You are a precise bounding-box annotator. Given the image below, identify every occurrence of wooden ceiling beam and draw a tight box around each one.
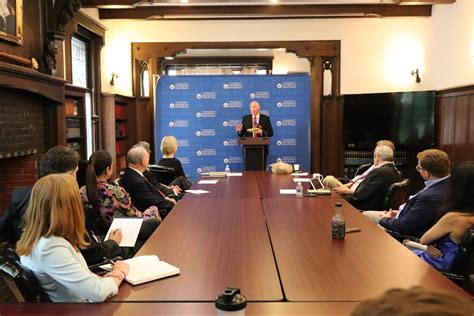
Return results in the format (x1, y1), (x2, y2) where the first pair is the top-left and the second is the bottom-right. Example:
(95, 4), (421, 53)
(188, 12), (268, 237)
(98, 5), (432, 19)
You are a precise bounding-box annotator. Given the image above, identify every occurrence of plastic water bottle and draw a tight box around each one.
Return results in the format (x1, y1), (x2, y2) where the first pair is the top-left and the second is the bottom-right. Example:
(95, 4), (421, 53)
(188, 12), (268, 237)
(296, 182), (303, 198)
(225, 165), (230, 175)
(331, 203), (346, 240)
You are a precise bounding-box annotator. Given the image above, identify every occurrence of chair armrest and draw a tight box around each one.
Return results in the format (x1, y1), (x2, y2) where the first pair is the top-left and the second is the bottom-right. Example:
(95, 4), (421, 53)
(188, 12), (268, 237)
(385, 229), (420, 243)
(441, 271), (465, 284)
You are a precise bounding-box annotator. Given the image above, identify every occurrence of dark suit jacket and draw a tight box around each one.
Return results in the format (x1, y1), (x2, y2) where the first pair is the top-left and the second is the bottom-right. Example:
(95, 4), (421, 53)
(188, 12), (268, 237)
(379, 178), (450, 237)
(0, 186), (32, 244)
(237, 113), (273, 138)
(237, 113), (273, 157)
(348, 163), (402, 211)
(120, 167), (174, 214)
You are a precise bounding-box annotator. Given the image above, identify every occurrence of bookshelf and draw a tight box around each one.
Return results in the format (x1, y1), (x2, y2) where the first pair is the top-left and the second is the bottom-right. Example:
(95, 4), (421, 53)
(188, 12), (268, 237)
(101, 93), (136, 178)
(58, 85), (89, 159)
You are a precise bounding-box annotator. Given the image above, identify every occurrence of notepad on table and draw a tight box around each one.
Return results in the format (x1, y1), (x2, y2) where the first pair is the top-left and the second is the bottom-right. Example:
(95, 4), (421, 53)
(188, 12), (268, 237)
(100, 255), (180, 285)
(198, 179), (219, 184)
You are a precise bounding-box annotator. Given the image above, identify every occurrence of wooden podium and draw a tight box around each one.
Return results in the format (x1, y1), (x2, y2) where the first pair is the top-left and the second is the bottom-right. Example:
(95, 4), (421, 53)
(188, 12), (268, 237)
(238, 137), (270, 171)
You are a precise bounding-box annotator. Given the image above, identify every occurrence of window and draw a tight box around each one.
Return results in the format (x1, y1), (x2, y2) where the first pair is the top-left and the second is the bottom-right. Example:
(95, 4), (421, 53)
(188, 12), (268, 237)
(71, 36), (88, 88)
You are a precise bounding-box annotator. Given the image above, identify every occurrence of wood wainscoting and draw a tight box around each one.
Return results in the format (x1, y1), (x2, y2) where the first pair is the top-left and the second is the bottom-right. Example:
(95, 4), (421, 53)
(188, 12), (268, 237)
(436, 85), (474, 163)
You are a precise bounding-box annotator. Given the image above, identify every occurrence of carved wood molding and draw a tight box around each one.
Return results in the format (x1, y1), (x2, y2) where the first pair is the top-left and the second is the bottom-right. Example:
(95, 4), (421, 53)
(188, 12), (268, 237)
(0, 62), (66, 104)
(42, 0), (83, 74)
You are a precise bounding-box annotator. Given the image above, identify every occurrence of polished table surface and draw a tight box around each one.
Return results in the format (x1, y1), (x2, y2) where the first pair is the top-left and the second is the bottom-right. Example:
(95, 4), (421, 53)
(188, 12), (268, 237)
(0, 302), (360, 316)
(255, 171), (314, 198)
(111, 198), (282, 302)
(184, 172), (261, 199)
(263, 197), (472, 301)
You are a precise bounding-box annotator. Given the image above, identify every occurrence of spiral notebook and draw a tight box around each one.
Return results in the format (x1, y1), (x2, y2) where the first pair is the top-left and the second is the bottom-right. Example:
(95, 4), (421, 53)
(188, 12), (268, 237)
(100, 255), (180, 285)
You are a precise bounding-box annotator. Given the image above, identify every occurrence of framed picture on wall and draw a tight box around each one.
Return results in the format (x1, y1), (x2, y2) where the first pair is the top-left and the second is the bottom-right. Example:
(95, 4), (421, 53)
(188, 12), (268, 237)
(0, 0), (22, 45)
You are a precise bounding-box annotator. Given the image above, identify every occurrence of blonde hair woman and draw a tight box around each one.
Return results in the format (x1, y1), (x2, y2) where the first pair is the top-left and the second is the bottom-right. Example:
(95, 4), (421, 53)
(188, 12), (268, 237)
(159, 136), (186, 178)
(17, 174), (129, 302)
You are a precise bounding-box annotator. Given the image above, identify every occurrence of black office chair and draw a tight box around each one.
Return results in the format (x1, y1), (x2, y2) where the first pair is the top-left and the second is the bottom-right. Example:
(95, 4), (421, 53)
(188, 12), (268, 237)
(148, 164), (177, 186)
(355, 163), (372, 176)
(0, 242), (50, 302)
(383, 179), (411, 211)
(441, 229), (474, 291)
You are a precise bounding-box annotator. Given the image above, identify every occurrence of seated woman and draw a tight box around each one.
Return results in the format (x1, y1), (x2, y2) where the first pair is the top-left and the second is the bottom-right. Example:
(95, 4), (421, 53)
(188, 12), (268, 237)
(80, 150), (161, 228)
(17, 174), (129, 302)
(159, 136), (186, 178)
(413, 161), (474, 271)
(158, 136), (192, 190)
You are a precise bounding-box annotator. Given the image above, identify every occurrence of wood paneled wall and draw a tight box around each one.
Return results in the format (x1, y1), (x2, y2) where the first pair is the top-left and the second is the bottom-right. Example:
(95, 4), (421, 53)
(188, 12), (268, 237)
(436, 85), (474, 163)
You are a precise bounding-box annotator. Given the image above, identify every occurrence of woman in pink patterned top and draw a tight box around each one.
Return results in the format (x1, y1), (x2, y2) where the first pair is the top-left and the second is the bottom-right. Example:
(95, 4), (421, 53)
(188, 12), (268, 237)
(80, 150), (161, 228)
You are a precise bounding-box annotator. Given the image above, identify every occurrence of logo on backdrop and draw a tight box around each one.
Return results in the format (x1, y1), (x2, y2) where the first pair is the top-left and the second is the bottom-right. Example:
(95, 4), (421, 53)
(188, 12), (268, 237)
(170, 83), (189, 90)
(177, 139), (190, 147)
(223, 101), (243, 109)
(168, 120), (188, 128)
(169, 101), (189, 109)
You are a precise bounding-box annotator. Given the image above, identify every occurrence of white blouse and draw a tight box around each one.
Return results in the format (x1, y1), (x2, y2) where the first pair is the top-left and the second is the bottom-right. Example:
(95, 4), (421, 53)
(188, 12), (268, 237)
(20, 236), (118, 302)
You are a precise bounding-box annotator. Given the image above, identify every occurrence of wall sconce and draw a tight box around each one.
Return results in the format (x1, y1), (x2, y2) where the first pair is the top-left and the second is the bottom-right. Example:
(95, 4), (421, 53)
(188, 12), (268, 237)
(110, 72), (119, 86)
(323, 60), (332, 96)
(411, 69), (421, 84)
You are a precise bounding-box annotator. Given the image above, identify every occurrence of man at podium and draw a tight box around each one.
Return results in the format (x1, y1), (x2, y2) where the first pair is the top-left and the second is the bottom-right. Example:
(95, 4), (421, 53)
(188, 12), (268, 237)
(235, 101), (273, 168)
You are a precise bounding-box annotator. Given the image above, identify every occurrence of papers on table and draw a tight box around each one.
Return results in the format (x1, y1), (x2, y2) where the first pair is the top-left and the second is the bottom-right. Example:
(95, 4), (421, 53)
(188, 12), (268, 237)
(292, 178), (311, 183)
(185, 189), (210, 195)
(280, 189), (297, 195)
(198, 179), (219, 184)
(227, 172), (243, 177)
(291, 172), (308, 177)
(100, 255), (180, 285)
(105, 218), (143, 247)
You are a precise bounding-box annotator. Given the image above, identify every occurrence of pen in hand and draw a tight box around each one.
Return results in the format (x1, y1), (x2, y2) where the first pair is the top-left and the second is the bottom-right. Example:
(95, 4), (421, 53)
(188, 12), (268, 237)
(102, 257), (116, 266)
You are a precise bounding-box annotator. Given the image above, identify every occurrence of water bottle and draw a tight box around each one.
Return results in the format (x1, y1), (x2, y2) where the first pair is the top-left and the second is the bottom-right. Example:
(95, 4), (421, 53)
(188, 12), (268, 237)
(331, 203), (345, 240)
(296, 182), (303, 198)
(225, 165), (231, 175)
(215, 287), (246, 316)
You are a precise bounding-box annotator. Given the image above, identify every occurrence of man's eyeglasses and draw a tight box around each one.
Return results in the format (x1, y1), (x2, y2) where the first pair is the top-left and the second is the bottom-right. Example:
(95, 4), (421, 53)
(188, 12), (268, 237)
(415, 165), (424, 172)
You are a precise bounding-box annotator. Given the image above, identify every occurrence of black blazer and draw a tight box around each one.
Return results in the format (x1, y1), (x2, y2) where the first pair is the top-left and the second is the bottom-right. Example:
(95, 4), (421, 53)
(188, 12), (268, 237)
(348, 163), (402, 211)
(379, 178), (451, 237)
(120, 167), (174, 213)
(237, 113), (273, 138)
(0, 186), (32, 244)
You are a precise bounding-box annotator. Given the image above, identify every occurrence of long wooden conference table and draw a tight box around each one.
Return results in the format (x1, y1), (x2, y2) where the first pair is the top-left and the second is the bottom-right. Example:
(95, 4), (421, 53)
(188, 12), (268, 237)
(3, 171), (472, 315)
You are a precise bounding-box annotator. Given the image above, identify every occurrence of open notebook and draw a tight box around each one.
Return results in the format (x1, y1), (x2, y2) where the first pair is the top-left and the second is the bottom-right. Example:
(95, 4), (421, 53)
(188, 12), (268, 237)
(100, 255), (180, 285)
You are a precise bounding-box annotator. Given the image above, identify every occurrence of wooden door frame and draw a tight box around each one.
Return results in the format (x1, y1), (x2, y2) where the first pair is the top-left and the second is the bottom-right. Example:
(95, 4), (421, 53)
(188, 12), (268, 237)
(131, 40), (340, 171)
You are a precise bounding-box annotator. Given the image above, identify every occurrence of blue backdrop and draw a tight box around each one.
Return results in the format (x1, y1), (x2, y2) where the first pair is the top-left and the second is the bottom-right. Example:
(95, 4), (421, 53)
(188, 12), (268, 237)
(155, 74), (311, 181)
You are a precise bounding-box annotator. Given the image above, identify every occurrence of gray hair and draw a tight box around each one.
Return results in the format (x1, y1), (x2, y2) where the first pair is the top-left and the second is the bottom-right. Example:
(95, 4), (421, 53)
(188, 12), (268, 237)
(127, 146), (147, 165)
(374, 145), (394, 162)
(134, 141), (151, 154)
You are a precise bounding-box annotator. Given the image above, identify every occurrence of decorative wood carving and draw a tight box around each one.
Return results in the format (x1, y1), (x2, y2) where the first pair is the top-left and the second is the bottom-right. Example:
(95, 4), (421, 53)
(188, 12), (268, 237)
(41, 0), (83, 74)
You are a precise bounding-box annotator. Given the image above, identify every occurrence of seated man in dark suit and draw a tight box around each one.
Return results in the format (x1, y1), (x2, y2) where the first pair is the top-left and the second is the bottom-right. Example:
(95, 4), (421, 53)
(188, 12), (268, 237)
(120, 146), (176, 218)
(363, 149), (451, 238)
(335, 145), (402, 211)
(0, 146), (130, 265)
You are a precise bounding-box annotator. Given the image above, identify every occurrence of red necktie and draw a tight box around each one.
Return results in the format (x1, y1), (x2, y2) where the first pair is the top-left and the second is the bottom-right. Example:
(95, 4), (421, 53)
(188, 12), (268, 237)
(253, 115), (257, 138)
